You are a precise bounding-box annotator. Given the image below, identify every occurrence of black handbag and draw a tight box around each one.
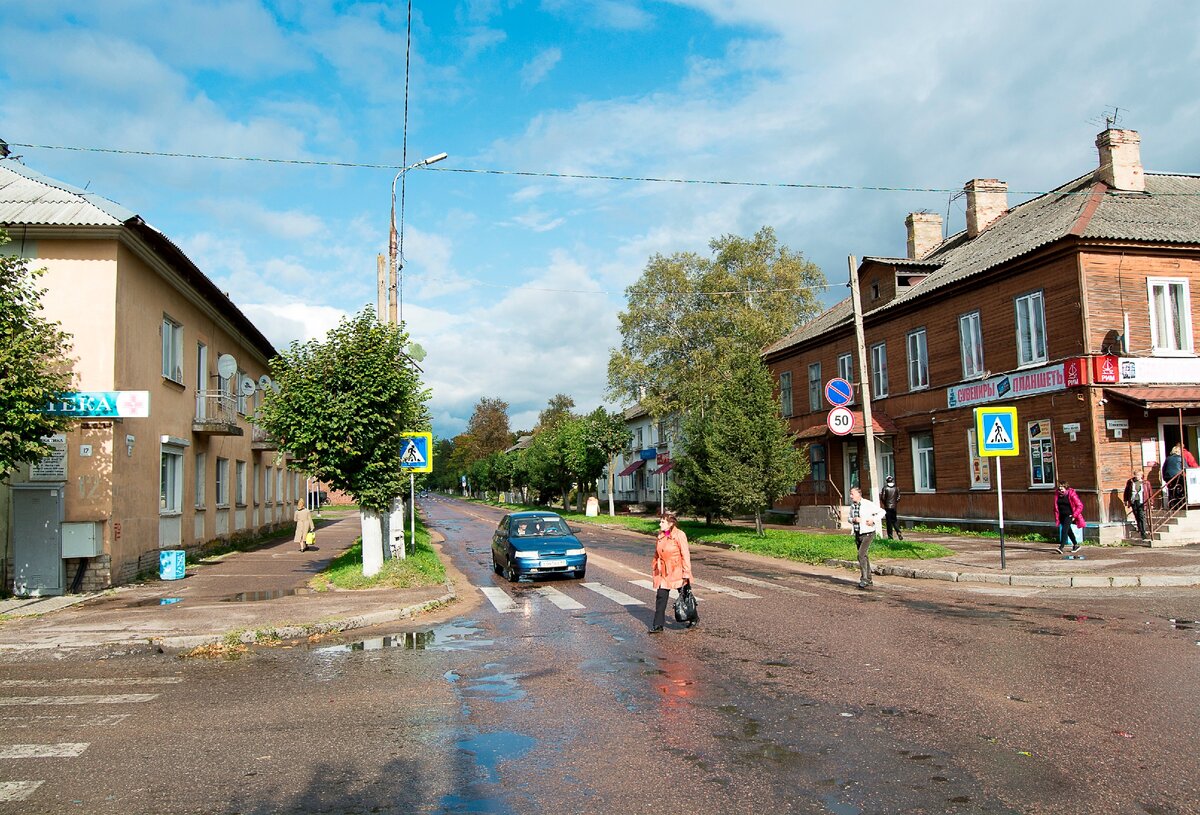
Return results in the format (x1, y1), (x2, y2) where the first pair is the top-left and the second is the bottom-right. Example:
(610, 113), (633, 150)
(673, 583), (698, 623)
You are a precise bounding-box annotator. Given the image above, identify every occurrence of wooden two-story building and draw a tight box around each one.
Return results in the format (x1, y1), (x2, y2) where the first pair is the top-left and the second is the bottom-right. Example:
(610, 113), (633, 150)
(765, 129), (1200, 544)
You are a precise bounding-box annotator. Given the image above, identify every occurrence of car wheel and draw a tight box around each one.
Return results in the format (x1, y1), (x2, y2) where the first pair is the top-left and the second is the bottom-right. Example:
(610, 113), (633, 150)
(491, 554), (501, 575)
(576, 569), (586, 580)
(502, 559), (517, 582)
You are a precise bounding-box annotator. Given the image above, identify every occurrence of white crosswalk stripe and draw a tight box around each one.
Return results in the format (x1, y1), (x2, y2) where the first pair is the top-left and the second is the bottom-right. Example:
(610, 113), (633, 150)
(533, 587), (585, 610)
(0, 677), (183, 688)
(581, 582), (643, 606)
(0, 694), (159, 707)
(0, 781), (43, 802)
(479, 586), (519, 613)
(629, 579), (676, 597)
(688, 578), (760, 599)
(725, 575), (817, 596)
(0, 713), (130, 729)
(0, 743), (88, 759)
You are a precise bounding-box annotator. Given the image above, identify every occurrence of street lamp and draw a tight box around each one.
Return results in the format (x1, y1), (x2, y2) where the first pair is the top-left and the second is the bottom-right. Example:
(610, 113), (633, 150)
(388, 151), (448, 325)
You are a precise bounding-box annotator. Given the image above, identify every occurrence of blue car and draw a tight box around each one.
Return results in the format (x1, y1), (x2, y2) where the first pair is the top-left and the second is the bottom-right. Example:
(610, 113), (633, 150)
(491, 511), (587, 582)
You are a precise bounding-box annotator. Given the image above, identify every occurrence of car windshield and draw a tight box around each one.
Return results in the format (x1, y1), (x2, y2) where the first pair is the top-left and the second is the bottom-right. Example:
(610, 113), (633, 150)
(512, 517), (568, 537)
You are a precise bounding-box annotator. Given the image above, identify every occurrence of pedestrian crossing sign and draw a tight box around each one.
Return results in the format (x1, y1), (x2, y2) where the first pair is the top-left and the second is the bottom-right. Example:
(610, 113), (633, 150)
(399, 431), (433, 472)
(974, 406), (1019, 456)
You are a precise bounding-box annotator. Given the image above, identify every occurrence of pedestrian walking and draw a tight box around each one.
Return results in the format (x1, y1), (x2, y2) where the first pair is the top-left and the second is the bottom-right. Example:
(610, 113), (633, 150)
(1123, 471), (1148, 541)
(649, 512), (694, 633)
(845, 486), (885, 589)
(878, 476), (903, 540)
(1182, 445), (1198, 468)
(1052, 482), (1085, 554)
(1163, 447), (1185, 509)
(294, 499), (314, 552)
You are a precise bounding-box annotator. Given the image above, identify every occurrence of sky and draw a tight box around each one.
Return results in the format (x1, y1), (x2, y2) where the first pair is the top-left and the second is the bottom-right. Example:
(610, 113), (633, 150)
(3, 1), (1199, 439)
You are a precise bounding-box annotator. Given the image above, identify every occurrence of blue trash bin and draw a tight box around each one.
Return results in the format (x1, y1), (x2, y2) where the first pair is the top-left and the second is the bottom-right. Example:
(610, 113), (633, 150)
(159, 550), (186, 580)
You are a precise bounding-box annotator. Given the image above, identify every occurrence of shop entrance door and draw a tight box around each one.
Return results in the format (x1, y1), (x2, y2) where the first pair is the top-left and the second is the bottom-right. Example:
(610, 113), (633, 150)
(12, 486), (64, 597)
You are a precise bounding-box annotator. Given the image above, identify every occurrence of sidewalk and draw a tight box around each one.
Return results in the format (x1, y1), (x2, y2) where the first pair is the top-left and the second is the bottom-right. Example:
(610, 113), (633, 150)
(0, 513), (453, 652)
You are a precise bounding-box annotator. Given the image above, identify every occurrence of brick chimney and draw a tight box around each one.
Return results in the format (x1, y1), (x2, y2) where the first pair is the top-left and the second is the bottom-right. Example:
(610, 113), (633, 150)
(964, 179), (1008, 239)
(905, 212), (943, 259)
(1095, 128), (1144, 192)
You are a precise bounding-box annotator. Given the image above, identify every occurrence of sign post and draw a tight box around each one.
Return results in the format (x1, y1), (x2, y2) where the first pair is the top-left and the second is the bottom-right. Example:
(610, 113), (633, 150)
(400, 432), (433, 556)
(975, 406), (1020, 569)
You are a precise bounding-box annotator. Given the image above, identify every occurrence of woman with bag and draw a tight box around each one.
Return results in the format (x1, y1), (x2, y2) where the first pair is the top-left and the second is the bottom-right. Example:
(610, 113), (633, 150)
(294, 499), (315, 552)
(650, 512), (695, 633)
(1052, 482), (1085, 554)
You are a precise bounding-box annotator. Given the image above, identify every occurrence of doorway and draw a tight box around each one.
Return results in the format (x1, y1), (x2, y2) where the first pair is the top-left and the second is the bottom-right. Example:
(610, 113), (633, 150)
(843, 441), (860, 498)
(12, 486), (64, 597)
(1158, 416), (1200, 463)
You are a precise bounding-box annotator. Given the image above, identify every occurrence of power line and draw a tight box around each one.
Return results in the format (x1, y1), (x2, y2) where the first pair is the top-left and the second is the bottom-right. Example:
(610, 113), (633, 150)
(415, 273), (844, 296)
(10, 141), (1189, 196)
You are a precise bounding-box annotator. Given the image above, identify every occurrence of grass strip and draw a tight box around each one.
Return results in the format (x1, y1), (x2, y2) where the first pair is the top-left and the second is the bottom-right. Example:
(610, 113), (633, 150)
(309, 513), (446, 591)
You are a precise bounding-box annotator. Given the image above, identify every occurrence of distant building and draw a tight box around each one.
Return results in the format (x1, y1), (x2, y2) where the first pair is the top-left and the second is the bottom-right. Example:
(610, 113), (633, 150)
(765, 129), (1200, 543)
(0, 162), (302, 595)
(600, 403), (674, 510)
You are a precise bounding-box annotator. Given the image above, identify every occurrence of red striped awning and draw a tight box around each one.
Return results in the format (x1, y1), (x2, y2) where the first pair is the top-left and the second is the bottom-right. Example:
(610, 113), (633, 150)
(617, 459), (645, 477)
(652, 461), (674, 475)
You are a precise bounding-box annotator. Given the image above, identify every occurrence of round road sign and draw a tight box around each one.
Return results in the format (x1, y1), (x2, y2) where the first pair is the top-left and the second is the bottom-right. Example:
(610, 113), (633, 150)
(827, 406), (854, 436)
(825, 378), (853, 407)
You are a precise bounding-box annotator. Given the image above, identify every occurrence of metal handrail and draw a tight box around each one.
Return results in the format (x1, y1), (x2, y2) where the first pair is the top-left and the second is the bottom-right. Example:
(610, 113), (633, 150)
(1146, 471), (1187, 538)
(195, 390), (238, 424)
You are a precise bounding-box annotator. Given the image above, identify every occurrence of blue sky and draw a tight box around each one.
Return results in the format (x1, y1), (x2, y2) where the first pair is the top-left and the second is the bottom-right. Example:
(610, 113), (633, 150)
(4, 1), (1199, 438)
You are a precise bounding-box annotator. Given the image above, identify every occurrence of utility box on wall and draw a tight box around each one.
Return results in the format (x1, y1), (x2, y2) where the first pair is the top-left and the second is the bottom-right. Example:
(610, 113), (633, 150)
(61, 522), (102, 558)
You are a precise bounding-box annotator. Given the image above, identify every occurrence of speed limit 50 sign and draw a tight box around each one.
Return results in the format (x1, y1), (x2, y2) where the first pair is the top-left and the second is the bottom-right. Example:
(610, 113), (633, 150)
(827, 406), (854, 436)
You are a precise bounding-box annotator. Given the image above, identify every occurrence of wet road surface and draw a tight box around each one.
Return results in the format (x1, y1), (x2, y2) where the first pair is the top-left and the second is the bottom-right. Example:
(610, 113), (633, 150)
(0, 494), (1197, 814)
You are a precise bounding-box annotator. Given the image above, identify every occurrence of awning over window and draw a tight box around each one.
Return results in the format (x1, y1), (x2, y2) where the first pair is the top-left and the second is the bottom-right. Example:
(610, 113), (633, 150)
(652, 461), (674, 476)
(617, 459), (645, 477)
(795, 410), (899, 440)
(1105, 387), (1200, 410)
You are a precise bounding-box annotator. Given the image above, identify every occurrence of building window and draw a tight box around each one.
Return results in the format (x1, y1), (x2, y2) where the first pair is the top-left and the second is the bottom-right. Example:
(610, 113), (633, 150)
(870, 343), (888, 399)
(810, 445), (826, 483)
(1148, 278), (1193, 354)
(912, 432), (936, 492)
(966, 428), (991, 489)
(236, 369), (248, 415)
(1015, 291), (1047, 366)
(160, 447), (184, 513)
(235, 460), (247, 506)
(253, 462), (261, 505)
(959, 311), (984, 379)
(162, 316), (183, 383)
(907, 328), (929, 391)
(1028, 420), (1055, 488)
(837, 353), (854, 403)
(215, 457), (229, 506)
(877, 438), (895, 481)
(276, 467), (284, 503)
(779, 371), (793, 418)
(194, 452), (206, 507)
(870, 281), (879, 300)
(808, 363), (821, 412)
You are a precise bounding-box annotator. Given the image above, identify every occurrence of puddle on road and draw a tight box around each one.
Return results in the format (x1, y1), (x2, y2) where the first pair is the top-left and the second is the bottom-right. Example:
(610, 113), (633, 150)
(456, 731), (537, 784)
(315, 620), (493, 654)
(128, 597), (184, 607)
(460, 672), (526, 703)
(223, 589), (312, 602)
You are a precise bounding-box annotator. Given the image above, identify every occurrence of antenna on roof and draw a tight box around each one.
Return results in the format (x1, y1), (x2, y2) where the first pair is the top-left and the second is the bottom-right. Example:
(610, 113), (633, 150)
(1087, 106), (1124, 131)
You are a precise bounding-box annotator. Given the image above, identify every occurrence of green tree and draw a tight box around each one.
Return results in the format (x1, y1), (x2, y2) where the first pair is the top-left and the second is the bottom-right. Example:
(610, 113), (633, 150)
(0, 230), (74, 477)
(537, 393), (575, 430)
(608, 226), (824, 418)
(257, 309), (429, 571)
(525, 422), (573, 510)
(674, 351), (807, 534)
(581, 407), (630, 516)
(461, 397), (513, 463)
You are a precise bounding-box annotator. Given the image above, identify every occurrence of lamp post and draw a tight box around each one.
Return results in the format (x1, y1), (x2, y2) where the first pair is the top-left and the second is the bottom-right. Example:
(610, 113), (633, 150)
(388, 151), (448, 325)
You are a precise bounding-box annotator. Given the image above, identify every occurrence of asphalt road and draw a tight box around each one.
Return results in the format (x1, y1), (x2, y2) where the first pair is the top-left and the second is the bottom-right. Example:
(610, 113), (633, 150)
(0, 494), (1197, 814)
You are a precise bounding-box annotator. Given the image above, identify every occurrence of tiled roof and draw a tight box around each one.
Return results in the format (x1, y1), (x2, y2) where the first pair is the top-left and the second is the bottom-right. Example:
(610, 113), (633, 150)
(765, 170), (1200, 359)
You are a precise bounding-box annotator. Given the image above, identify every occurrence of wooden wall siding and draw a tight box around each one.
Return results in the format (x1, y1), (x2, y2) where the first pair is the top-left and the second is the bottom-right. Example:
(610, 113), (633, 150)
(1083, 250), (1200, 355)
(862, 266), (898, 309)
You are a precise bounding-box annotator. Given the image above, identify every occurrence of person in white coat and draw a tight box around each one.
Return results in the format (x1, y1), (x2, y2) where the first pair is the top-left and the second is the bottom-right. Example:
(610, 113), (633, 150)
(845, 486), (887, 589)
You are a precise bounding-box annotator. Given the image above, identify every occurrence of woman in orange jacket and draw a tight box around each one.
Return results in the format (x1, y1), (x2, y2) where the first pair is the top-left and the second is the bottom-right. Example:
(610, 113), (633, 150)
(650, 512), (694, 633)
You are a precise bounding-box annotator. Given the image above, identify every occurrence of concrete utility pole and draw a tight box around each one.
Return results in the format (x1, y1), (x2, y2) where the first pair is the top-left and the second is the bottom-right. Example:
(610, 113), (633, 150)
(848, 256), (879, 502)
(376, 255), (386, 322)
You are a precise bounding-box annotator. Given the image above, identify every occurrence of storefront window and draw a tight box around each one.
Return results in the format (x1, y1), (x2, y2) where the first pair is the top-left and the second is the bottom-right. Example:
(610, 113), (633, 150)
(967, 428), (991, 489)
(1028, 420), (1055, 487)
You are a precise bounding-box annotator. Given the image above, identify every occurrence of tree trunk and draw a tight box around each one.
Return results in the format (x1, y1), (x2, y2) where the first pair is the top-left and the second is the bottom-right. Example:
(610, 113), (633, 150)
(608, 454), (616, 516)
(754, 510), (764, 537)
(360, 509), (384, 577)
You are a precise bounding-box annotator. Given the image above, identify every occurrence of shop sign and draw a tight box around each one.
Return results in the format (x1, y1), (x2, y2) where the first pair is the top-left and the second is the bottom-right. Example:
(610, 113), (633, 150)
(1092, 355), (1120, 384)
(948, 362), (1067, 409)
(1064, 358), (1088, 387)
(1119, 357), (1200, 384)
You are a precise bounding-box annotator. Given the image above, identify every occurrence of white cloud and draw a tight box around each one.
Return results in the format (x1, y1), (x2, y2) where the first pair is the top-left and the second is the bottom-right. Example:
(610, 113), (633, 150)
(520, 46), (563, 89)
(240, 302), (349, 350)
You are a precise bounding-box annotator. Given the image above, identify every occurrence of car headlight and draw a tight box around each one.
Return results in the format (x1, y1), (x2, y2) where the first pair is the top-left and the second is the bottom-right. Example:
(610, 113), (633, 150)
(514, 550), (540, 559)
(565, 548), (586, 556)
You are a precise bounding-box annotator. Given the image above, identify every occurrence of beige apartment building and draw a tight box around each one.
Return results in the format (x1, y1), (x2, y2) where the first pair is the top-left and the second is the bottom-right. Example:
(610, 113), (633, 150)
(1, 162), (302, 595)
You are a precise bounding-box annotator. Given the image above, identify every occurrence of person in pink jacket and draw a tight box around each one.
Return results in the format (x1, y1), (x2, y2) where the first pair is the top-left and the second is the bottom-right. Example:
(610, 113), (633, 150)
(1053, 481), (1085, 554)
(650, 512), (694, 633)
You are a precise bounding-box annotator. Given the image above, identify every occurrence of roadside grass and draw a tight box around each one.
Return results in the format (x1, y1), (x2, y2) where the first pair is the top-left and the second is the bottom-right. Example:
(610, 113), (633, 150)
(909, 523), (1057, 544)
(468, 498), (954, 564)
(309, 514), (445, 591)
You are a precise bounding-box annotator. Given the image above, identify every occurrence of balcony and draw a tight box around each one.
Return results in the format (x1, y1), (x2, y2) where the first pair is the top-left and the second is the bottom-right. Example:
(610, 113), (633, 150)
(251, 424), (277, 451)
(193, 390), (244, 437)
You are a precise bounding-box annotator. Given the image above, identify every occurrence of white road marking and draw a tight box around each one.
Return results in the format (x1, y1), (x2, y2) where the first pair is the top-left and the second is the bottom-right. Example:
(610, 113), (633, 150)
(725, 575), (817, 597)
(688, 578), (760, 599)
(479, 587), (519, 613)
(533, 587), (585, 610)
(629, 579), (677, 598)
(0, 743), (88, 759)
(0, 713), (130, 729)
(0, 781), (43, 802)
(581, 582), (644, 606)
(0, 694), (159, 706)
(0, 677), (183, 688)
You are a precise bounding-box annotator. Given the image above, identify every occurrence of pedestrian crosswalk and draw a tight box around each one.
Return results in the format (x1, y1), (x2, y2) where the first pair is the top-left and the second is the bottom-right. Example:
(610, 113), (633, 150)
(0, 674), (180, 804)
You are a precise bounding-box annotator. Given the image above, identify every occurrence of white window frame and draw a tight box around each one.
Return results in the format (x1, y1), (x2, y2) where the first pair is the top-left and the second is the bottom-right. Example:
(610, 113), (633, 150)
(1015, 291), (1047, 367)
(160, 446), (184, 514)
(1027, 419), (1056, 488)
(779, 371), (793, 418)
(911, 432), (936, 493)
(1148, 278), (1194, 355)
(959, 311), (984, 379)
(253, 462), (261, 505)
(966, 428), (991, 489)
(837, 353), (854, 403)
(194, 452), (206, 508)
(807, 362), (822, 412)
(215, 457), (230, 507)
(870, 342), (888, 399)
(235, 460), (247, 506)
(236, 369), (248, 415)
(162, 316), (184, 383)
(877, 438), (895, 481)
(907, 328), (929, 391)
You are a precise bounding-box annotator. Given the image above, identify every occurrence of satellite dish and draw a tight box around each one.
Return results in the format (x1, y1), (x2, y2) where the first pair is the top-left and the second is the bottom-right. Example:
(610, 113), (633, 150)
(216, 354), (237, 379)
(239, 376), (256, 397)
(257, 374), (272, 390)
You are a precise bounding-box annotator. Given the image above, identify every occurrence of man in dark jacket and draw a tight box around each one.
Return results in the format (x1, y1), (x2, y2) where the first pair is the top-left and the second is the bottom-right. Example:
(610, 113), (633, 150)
(1163, 448), (1185, 509)
(879, 476), (902, 540)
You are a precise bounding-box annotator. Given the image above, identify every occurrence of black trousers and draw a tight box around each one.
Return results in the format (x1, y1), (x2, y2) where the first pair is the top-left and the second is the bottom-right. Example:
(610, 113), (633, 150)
(884, 508), (901, 539)
(652, 586), (698, 628)
(1130, 501), (1146, 538)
